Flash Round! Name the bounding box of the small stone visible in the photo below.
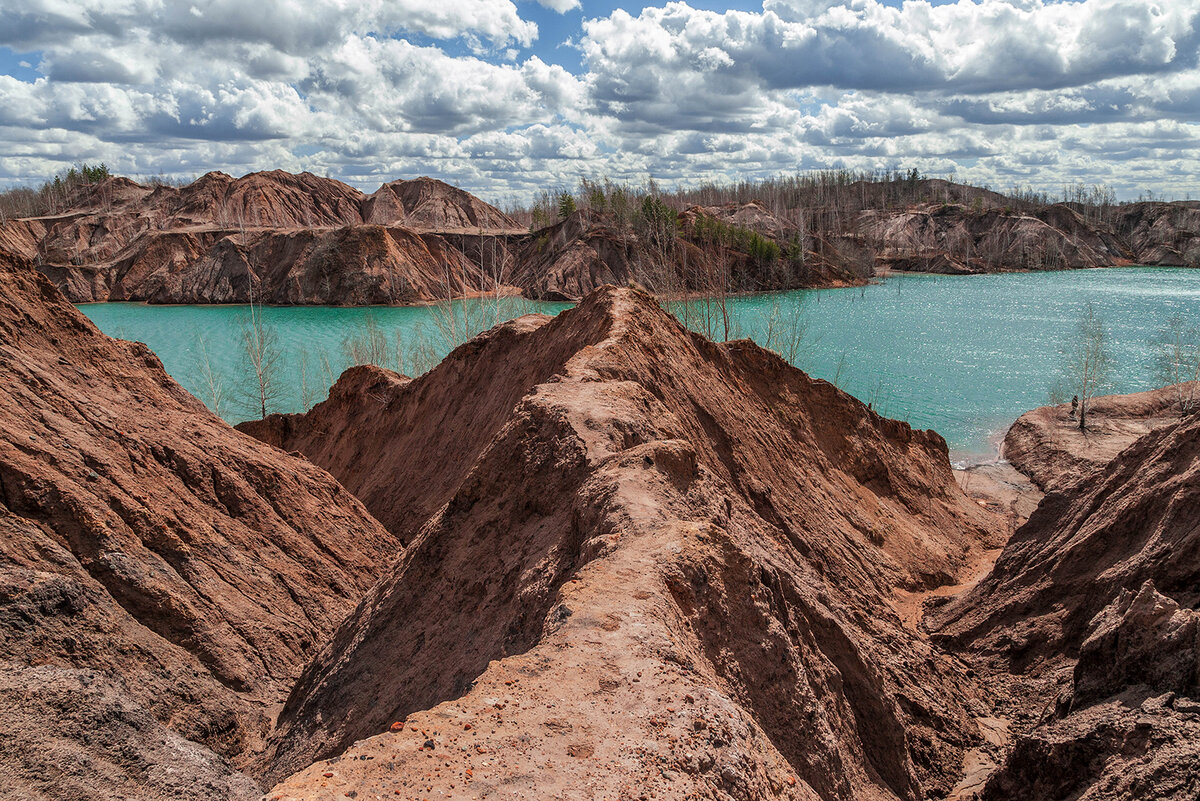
[423,739,436,750]
[390,721,405,732]
[322,772,334,778]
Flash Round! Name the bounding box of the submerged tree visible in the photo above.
[237,305,283,419]
[1154,313,1200,415]
[192,332,226,417]
[1059,303,1112,432]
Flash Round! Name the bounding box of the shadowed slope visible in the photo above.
[0,250,399,797]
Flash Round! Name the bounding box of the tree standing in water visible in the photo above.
[1060,303,1112,432]
[1154,313,1200,415]
[237,281,283,419]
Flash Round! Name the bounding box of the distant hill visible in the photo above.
[0,170,1195,305]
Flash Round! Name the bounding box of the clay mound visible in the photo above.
[5,170,525,304]
[0,250,399,793]
[1002,384,1193,491]
[510,209,647,300]
[161,170,366,229]
[512,208,860,302]
[243,286,1004,798]
[932,410,1200,666]
[363,177,521,232]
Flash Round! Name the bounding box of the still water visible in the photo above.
[78,267,1200,462]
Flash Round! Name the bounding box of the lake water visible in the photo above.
[78,267,1200,463]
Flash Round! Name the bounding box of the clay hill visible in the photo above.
[0,171,525,305]
[5,171,1196,306]
[930,397,1200,800]
[235,285,1008,799]
[0,249,400,798]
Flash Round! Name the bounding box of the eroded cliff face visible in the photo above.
[239,286,1006,800]
[0,250,400,797]
[1116,202,1200,267]
[5,171,525,305]
[860,203,1130,274]
[10,171,1188,308]
[931,407,1200,800]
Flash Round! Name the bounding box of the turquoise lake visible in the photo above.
[78,267,1200,463]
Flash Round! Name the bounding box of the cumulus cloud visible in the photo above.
[0,0,1198,202]
[535,0,581,12]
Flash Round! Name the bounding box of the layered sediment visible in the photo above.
[0,249,399,797]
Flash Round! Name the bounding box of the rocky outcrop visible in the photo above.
[1002,384,1192,491]
[1071,581,1199,708]
[978,690,1200,801]
[974,583,1200,801]
[930,403,1200,800]
[239,286,1006,799]
[0,250,399,795]
[1116,202,1200,267]
[861,203,1130,274]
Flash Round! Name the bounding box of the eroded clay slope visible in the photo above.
[0,250,399,797]
[931,409,1200,800]
[6,170,520,304]
[243,286,1004,800]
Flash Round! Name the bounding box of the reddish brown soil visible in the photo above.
[3,171,525,304]
[930,404,1200,799]
[13,171,1185,308]
[1002,384,1192,491]
[861,203,1129,274]
[0,249,400,796]
[240,286,1007,799]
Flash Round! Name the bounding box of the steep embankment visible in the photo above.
[861,203,1129,274]
[931,406,1200,800]
[0,250,399,798]
[239,286,1006,799]
[6,171,524,304]
[12,171,1189,307]
[512,205,868,302]
[1116,202,1200,267]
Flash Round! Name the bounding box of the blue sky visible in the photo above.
[0,1,1197,201]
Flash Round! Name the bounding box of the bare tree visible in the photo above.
[237,303,283,419]
[1059,303,1112,432]
[760,293,810,364]
[192,332,226,416]
[298,346,317,411]
[1155,313,1200,415]
[342,315,391,367]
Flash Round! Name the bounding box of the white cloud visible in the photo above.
[535,0,581,12]
[0,0,1198,202]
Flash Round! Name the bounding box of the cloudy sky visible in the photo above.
[1,0,1197,203]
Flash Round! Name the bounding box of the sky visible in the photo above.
[0,0,1198,204]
